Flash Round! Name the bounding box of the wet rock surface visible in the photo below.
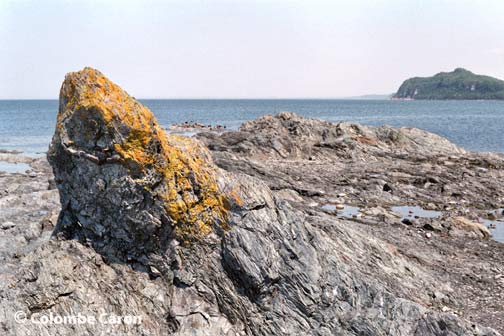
[1,69,503,335]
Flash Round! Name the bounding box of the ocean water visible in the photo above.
[1,99,504,156]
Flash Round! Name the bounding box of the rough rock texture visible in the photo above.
[0,68,502,335]
[197,112,504,332]
[48,68,230,263]
[216,111,465,159]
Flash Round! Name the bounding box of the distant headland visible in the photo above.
[393,68,504,100]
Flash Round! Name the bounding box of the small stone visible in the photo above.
[28,172,37,178]
[423,223,435,231]
[383,183,393,192]
[450,216,491,240]
[337,193,347,198]
[402,218,414,226]
[1,221,16,230]
[425,232,432,239]
[335,204,345,210]
[150,266,162,277]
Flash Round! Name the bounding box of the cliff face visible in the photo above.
[0,68,501,336]
[394,68,504,100]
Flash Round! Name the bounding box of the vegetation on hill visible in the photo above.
[394,68,504,100]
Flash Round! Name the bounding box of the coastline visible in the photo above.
[1,112,504,332]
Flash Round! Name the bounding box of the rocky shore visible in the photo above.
[0,68,503,335]
[167,122,227,133]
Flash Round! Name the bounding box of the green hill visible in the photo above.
[393,68,504,100]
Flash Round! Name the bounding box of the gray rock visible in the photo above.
[1,221,15,230]
[0,69,501,336]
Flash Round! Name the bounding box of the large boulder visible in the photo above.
[48,68,232,264]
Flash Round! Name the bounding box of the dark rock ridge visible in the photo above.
[0,68,502,335]
[393,68,504,100]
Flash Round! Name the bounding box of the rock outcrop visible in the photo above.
[48,68,231,263]
[0,68,501,335]
[199,111,465,161]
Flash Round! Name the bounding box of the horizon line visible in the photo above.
[0,95,393,101]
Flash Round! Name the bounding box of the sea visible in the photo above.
[1,99,503,157]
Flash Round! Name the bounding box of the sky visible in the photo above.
[1,0,504,99]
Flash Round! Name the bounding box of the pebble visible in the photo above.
[1,222,16,230]
[401,218,414,225]
[423,223,435,231]
[150,266,162,277]
[335,204,345,210]
[337,193,347,198]
[425,232,432,239]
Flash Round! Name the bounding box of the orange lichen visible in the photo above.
[352,135,379,146]
[114,129,156,165]
[227,189,244,207]
[57,67,231,242]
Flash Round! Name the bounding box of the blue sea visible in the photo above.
[1,99,503,156]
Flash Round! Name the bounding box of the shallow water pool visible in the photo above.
[391,206,442,219]
[480,209,504,243]
[321,204,361,219]
[0,161,30,174]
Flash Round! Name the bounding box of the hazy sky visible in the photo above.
[1,0,504,99]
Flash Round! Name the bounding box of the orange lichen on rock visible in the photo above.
[352,135,379,146]
[56,67,230,241]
